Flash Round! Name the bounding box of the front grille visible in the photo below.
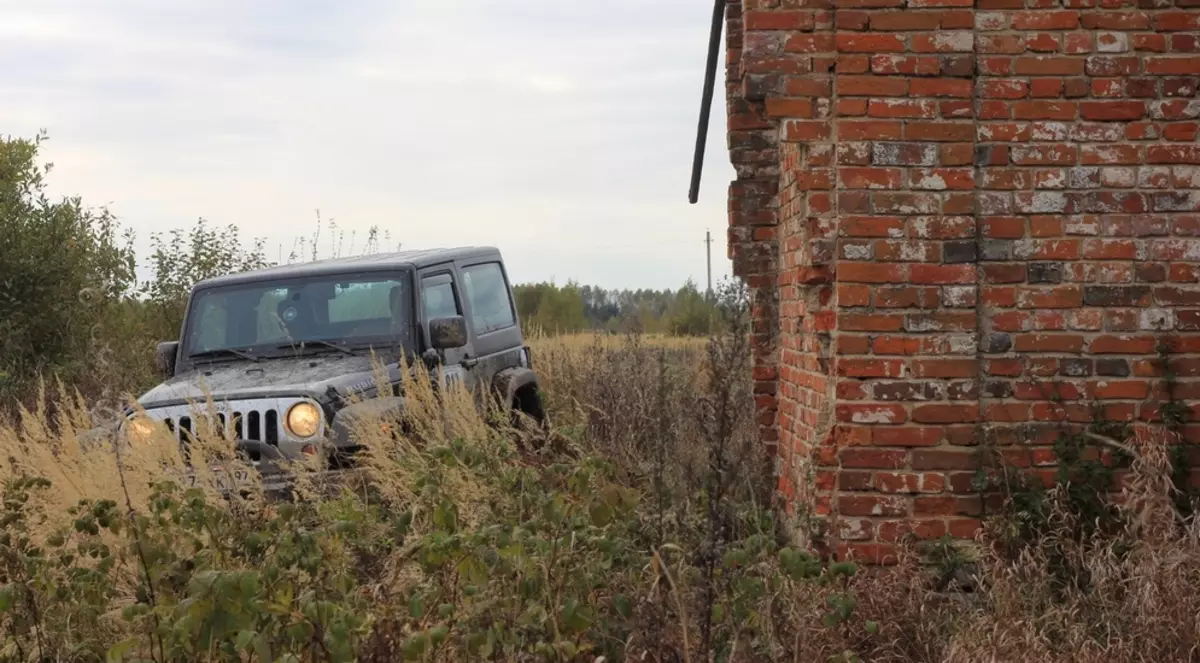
[163,407,282,446]
[134,396,323,460]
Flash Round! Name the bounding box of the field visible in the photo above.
[1,324,1199,663]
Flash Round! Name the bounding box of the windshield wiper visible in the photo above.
[276,339,357,357]
[189,348,260,363]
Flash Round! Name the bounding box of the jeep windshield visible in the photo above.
[182,270,417,364]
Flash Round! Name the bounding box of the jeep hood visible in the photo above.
[136,355,399,409]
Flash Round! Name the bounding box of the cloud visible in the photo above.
[0,0,736,291]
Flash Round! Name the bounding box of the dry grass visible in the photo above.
[0,333,1198,662]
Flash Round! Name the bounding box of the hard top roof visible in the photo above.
[194,246,501,289]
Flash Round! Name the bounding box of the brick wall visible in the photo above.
[725,0,1200,563]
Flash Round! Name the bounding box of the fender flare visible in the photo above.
[492,367,540,412]
[329,396,406,448]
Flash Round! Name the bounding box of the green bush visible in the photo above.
[0,133,137,403]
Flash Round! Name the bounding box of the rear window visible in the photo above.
[461,262,515,334]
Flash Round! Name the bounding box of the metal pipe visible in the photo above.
[688,0,726,204]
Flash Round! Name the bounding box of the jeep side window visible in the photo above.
[461,262,515,334]
[421,273,460,321]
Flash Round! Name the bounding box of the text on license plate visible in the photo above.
[186,467,252,489]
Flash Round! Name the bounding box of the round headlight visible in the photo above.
[286,402,321,438]
[124,416,157,445]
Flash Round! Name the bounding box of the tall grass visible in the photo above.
[1,324,1198,661]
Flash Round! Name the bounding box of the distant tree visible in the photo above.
[140,218,270,339]
[513,281,588,335]
[666,279,715,336]
[511,279,720,337]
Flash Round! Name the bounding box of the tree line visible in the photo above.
[513,281,719,336]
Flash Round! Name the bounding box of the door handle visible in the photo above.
[462,355,478,369]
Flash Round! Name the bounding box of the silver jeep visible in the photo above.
[109,247,543,493]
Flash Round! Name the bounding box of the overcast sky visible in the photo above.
[0,0,735,291]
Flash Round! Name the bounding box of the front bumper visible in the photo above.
[192,439,370,498]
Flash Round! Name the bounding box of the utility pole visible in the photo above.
[705,230,713,298]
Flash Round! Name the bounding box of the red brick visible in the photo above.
[838,167,903,189]
[873,427,943,447]
[840,448,908,468]
[837,76,910,97]
[986,403,1031,422]
[912,359,977,378]
[1156,11,1200,32]
[841,120,905,140]
[869,99,939,119]
[1015,56,1085,76]
[1080,101,1147,121]
[838,359,906,378]
[910,264,975,284]
[1013,11,1080,30]
[1090,335,1158,354]
[906,122,975,142]
[1092,380,1151,400]
[947,519,982,539]
[744,11,816,31]
[783,120,832,141]
[838,495,908,517]
[912,403,979,424]
[1146,57,1200,75]
[784,34,836,55]
[909,78,973,98]
[870,12,942,31]
[838,313,904,331]
[1014,334,1086,353]
[765,98,815,118]
[1013,101,1078,120]
[840,217,903,240]
[837,33,906,52]
[839,262,906,283]
[1018,286,1084,309]
[911,496,955,516]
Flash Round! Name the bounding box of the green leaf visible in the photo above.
[235,630,257,649]
[252,632,273,663]
[560,598,593,634]
[433,503,457,532]
[780,547,822,580]
[829,561,858,579]
[612,595,633,619]
[402,633,429,661]
[457,556,489,586]
[106,637,138,662]
[588,502,613,527]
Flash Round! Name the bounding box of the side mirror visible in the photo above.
[155,341,180,378]
[429,316,468,350]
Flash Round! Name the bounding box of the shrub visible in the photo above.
[0,132,137,404]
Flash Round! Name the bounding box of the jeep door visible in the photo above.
[455,259,524,397]
[417,265,475,393]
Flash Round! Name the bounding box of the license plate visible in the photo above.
[185,466,254,493]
